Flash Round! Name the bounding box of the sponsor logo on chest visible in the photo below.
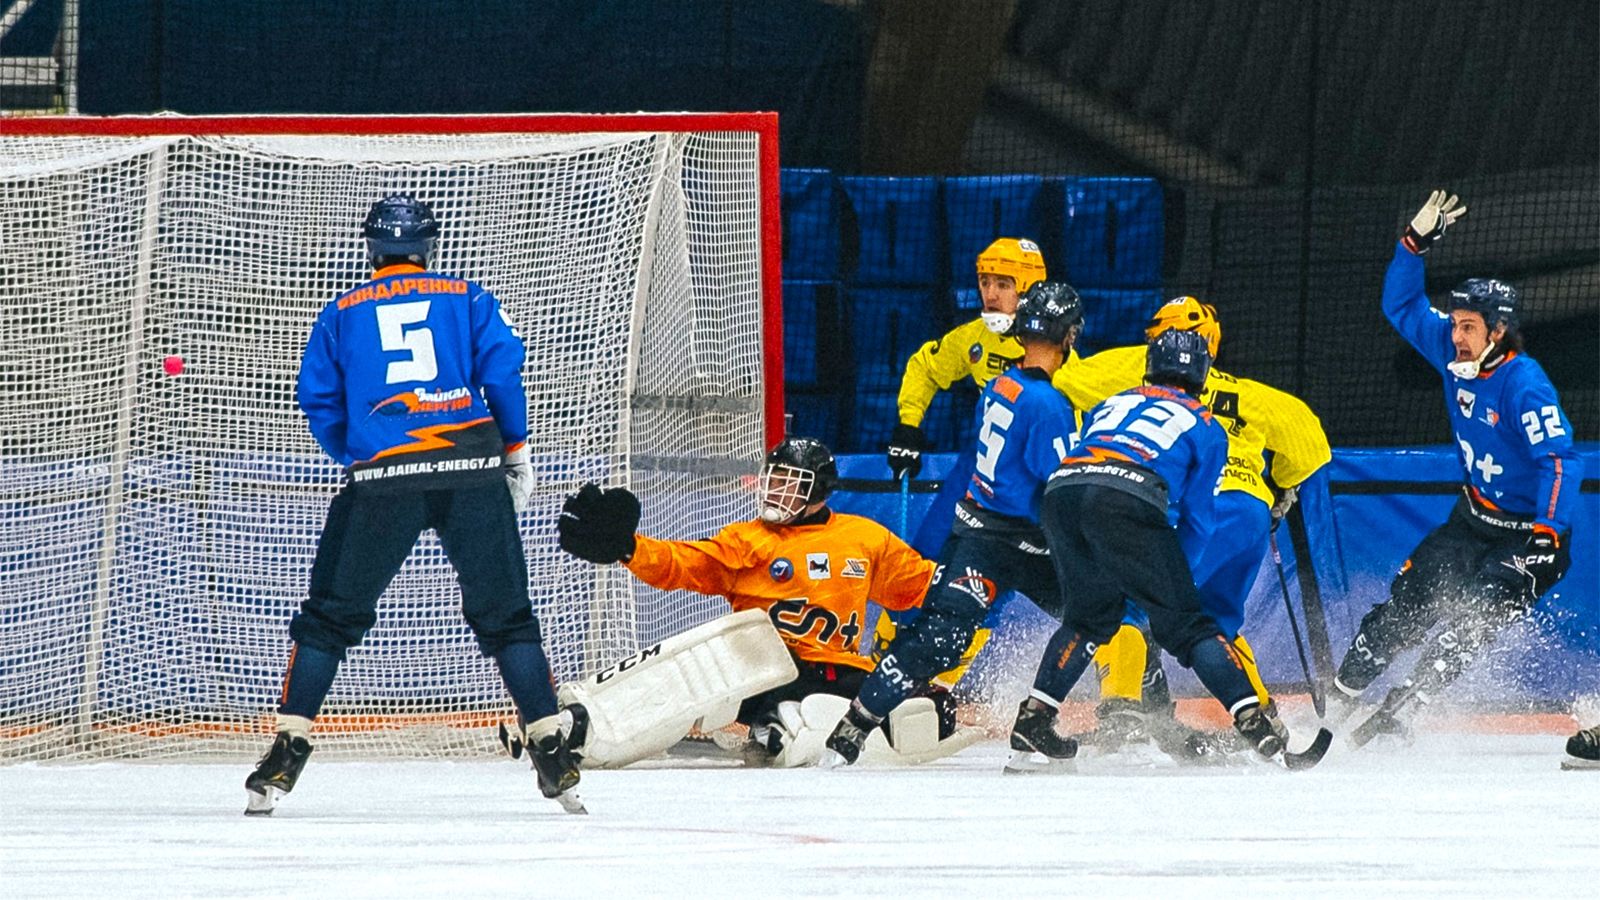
[1455,387,1476,419]
[769,558,794,583]
[842,558,867,579]
[806,552,831,580]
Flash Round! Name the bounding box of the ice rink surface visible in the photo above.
[3,732,1595,899]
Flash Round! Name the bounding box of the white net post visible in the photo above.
[0,113,782,761]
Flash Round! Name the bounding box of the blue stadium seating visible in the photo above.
[1060,177,1164,288]
[1076,287,1163,355]
[943,175,1051,283]
[840,176,942,286]
[780,169,840,280]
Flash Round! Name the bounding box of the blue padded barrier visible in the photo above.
[943,175,1051,284]
[840,176,942,286]
[1075,287,1163,355]
[846,286,948,390]
[780,169,840,280]
[781,280,847,390]
[1061,177,1164,288]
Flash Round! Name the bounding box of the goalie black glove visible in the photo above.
[558,483,641,564]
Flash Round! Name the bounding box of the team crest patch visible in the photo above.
[968,342,984,364]
[769,558,794,583]
[806,552,831,580]
[1455,388,1476,419]
[842,558,868,579]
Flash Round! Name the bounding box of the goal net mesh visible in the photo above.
[0,125,769,761]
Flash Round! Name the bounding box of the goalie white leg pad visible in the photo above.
[557,609,798,769]
[769,694,984,767]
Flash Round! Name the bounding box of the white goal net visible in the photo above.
[0,116,777,761]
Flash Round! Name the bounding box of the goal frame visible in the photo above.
[0,111,786,449]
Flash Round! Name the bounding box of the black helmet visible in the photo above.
[363,193,439,267]
[1145,328,1212,395]
[759,437,837,523]
[1007,281,1084,345]
[1447,278,1518,331]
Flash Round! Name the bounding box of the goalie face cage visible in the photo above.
[0,113,783,761]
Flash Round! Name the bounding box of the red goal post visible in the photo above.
[0,112,783,761]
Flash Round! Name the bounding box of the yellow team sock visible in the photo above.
[871,609,992,690]
[1233,634,1272,708]
[1094,623,1148,703]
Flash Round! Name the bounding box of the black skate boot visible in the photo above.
[1233,703,1288,759]
[822,702,881,768]
[1563,725,1599,770]
[529,730,585,814]
[1004,699,1079,773]
[244,732,313,816]
[1092,698,1150,753]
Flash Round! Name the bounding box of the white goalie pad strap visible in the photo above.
[769,694,981,767]
[557,608,798,769]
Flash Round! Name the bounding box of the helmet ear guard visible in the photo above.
[363,193,440,267]
[1144,296,1221,358]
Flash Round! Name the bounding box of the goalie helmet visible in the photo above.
[758,437,838,524]
[1447,278,1519,331]
[1145,328,1213,395]
[1144,295,1221,358]
[364,193,440,267]
[1007,281,1083,346]
[976,237,1047,295]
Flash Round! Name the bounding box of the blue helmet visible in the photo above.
[363,194,439,267]
[1145,327,1212,394]
[1448,278,1518,331]
[1008,281,1083,345]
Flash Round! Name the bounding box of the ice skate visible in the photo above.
[1349,681,1424,749]
[530,731,585,813]
[1004,700,1078,774]
[1233,703,1288,759]
[1563,725,1599,771]
[821,704,876,768]
[243,731,313,816]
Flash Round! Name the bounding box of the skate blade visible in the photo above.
[553,790,588,815]
[1002,749,1076,775]
[1560,758,1600,771]
[243,787,278,817]
[817,749,850,770]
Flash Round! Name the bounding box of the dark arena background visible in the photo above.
[0,2,1596,895]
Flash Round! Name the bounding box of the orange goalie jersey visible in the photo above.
[624,513,936,671]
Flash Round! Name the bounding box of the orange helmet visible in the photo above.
[1145,295,1221,358]
[975,237,1047,294]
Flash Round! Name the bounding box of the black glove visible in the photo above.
[1499,527,1570,599]
[886,423,928,480]
[1400,189,1467,254]
[558,483,641,564]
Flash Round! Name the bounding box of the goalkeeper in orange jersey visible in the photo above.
[1054,296,1332,757]
[557,437,943,764]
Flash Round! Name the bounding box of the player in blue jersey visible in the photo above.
[245,194,583,814]
[1010,329,1304,769]
[822,282,1084,766]
[1333,191,1580,745]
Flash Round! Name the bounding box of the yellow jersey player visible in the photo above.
[1052,296,1332,756]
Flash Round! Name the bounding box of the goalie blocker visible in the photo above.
[549,610,977,768]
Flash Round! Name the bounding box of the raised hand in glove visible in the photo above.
[1401,190,1467,255]
[558,483,641,564]
[886,423,928,481]
[1498,526,1570,599]
[503,444,535,513]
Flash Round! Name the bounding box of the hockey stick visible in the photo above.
[1270,521,1327,718]
[898,471,910,537]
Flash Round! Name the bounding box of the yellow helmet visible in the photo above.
[1145,295,1221,358]
[975,237,1047,294]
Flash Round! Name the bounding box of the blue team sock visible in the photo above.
[1187,635,1259,715]
[1029,626,1095,703]
[279,642,341,720]
[494,641,559,724]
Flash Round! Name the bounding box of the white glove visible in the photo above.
[1401,190,1467,254]
[503,444,534,512]
[1270,485,1299,521]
